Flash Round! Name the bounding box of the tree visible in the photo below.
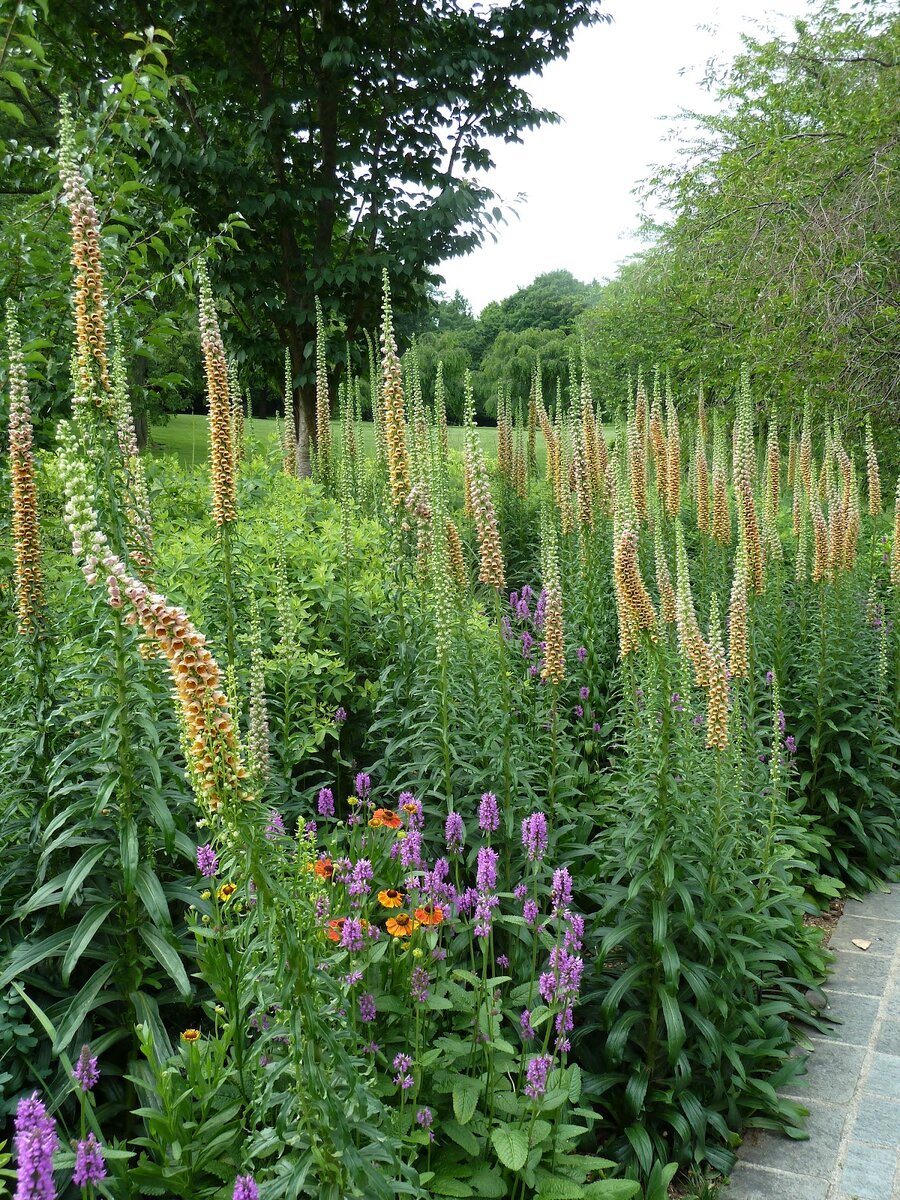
[633,0,900,419]
[5,1,611,467]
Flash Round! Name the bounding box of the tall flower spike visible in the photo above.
[613,521,658,645]
[58,422,249,819]
[728,539,749,680]
[865,418,881,517]
[315,298,332,486]
[764,412,782,560]
[540,509,565,683]
[711,417,731,545]
[665,382,680,516]
[5,302,45,635]
[648,384,667,502]
[628,417,648,525]
[58,98,114,418]
[381,272,410,507]
[198,264,237,526]
[705,594,729,751]
[653,521,677,624]
[675,522,710,687]
[464,376,505,589]
[282,349,297,475]
[787,420,797,490]
[799,401,813,498]
[734,381,764,593]
[694,425,709,535]
[891,475,900,587]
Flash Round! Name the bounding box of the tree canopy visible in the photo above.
[1,0,611,460]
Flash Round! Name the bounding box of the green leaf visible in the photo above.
[53,962,116,1051]
[61,844,108,914]
[490,1124,529,1172]
[139,927,191,999]
[453,1079,481,1125]
[61,901,117,985]
[429,1180,474,1198]
[581,1183,640,1199]
[443,1118,480,1156]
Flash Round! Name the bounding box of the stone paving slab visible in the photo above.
[720,885,900,1199]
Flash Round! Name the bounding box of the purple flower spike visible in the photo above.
[73,1044,100,1093]
[359,993,376,1022]
[524,1054,552,1099]
[521,812,548,862]
[196,843,219,877]
[73,1132,106,1188]
[445,811,465,854]
[478,792,500,834]
[233,1176,259,1200]
[355,772,371,799]
[476,846,498,892]
[786,735,797,755]
[551,868,573,913]
[576,646,587,662]
[334,707,347,723]
[410,966,430,1003]
[14,1092,57,1200]
[317,786,335,817]
[265,809,285,839]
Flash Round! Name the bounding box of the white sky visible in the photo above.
[438,0,811,313]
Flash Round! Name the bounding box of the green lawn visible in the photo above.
[149,413,612,470]
[149,414,502,468]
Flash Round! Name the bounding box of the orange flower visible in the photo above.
[369,808,402,830]
[326,917,346,942]
[216,882,237,902]
[414,905,444,926]
[386,913,419,938]
[378,889,404,908]
[313,858,334,880]
[181,1028,201,1043]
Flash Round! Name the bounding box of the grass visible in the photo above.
[149,414,503,468]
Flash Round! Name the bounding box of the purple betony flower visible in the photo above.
[73,1044,99,1093]
[318,786,335,817]
[14,1093,57,1200]
[410,967,430,1003]
[334,706,347,723]
[399,792,423,828]
[196,843,218,877]
[359,993,376,1022]
[579,686,589,700]
[765,670,774,686]
[576,645,587,662]
[399,828,423,869]
[348,859,373,900]
[573,705,584,718]
[777,709,786,734]
[524,1054,552,1099]
[478,792,500,834]
[520,1009,536,1040]
[73,1133,106,1188]
[340,918,365,952]
[416,1107,433,1128]
[523,899,539,926]
[445,811,465,854]
[551,867,573,913]
[355,772,371,799]
[513,883,528,902]
[474,892,499,939]
[233,1176,259,1200]
[496,954,509,969]
[786,735,797,755]
[521,812,548,862]
[476,847,498,892]
[265,809,285,839]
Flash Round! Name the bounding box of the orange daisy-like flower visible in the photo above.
[326,917,346,942]
[386,913,419,938]
[414,905,444,926]
[369,808,402,830]
[313,858,334,880]
[181,1028,201,1043]
[378,888,404,908]
[216,882,237,902]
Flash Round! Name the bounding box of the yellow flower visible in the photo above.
[378,889,404,908]
[181,1028,201,1043]
[217,882,237,902]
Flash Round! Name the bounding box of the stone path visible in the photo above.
[722,887,900,1200]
